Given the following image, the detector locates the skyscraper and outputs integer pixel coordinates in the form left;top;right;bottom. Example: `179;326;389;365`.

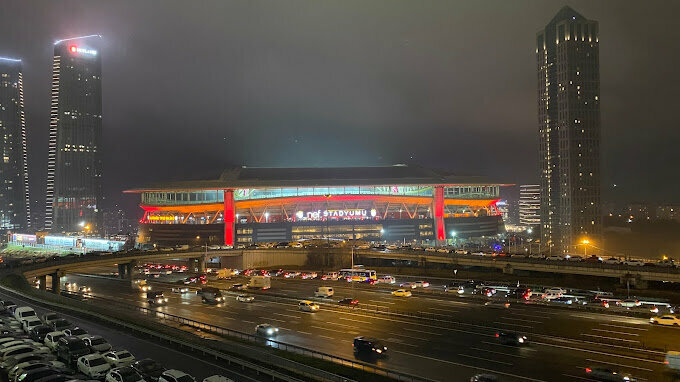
45;35;103;233
0;57;30;231
537;7;601;254
519;184;540;228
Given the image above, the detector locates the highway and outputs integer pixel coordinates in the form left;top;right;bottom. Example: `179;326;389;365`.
57;269;679;382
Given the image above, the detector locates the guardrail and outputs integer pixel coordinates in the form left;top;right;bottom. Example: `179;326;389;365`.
0;284;306;382
61;290;435;382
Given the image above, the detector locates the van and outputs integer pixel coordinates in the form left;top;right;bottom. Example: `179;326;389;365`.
14;307;37;322
321;272;339;281
314;287;334;298
665;351;680;372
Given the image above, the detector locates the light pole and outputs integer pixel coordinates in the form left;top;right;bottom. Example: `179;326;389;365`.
581;239;590;257
450;231;456;248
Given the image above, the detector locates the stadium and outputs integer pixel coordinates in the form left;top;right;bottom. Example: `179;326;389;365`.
125;166;509;246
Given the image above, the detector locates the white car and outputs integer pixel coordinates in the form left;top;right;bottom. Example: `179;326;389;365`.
78;353;112;378
414;281;430;288
565;255;583;262
63;327;89;339
43;331;65;351
528;254;545;259
236;295;254;303
545;255;563;261
603;257;620;264
159;369;196;382
378;276;396;284
298;301;320;312
203;376;234;382
171;287;190;294
650;315;680;326
14;307;37;323
103;350;135;367
399;282;417;289
21;317;43;334
618;299;641;308
625;260;645;266
255;324;279;337
84;335;112;353
105;366;146;382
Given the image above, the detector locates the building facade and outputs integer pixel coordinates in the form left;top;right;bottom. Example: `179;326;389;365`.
45;35;103;233
0;57;30;231
126;166;509;246
519;184;540;228
537;7;601;253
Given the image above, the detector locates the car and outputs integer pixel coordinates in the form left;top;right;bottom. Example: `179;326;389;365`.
78;286;92;293
230;283;246;290
50;320;72;332
236;295;254;303
43;332;65;351
63;327;88;340
300;272;317;280
298;301;319;312
158;369;196;382
399;282;417;289
618;299;641;308
13;366;63;382
585;366;638;381
146;292;169;305
1;353;56;371
55;336;90;366
255;324;279;337
338;298;359;306
22;318;43;334
545;255;563;261
495;332;527;345
624;260;645;266
2;345;49;362
584;255;603;263
171;287;190;294
64;282;77;290
378;276;396;284
414;281;430;288
103;350;135;367
650;315;680;326
424;247;437;252
657;259;676;267
84;335;112;353
202;376;234;382
470;375;500;382
436;248;450;253
131;358;166;381
527;254;545;259
14;307;38;322
9;360;66;381
41;313;60;327
552;297;574;304
28;326;52;342
352;337;387;357
566;255;583;262
603;257;621;264
105;366;146;382
391;289;412;297
77;353;112;378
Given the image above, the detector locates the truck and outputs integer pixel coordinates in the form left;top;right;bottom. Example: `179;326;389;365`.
216;268;238;279
248;276;271;290
197;287;224;304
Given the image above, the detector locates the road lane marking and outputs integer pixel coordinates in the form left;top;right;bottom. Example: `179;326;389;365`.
368;300;396;305
311;326;358;335
404;327;441;336
427;307;458;312
262;317;286;323
585;358;652;372
337;317;372;325
498;317;542;324
600;323;648;331
297;330;312;335
392;333;427;341
318;335;335;340
469;347;528;358
531;341;664;364
581;334;639;343
387;338;417;347
325;322;364;330
480;341;537;351
242;320;255;324
492;321;533;329
457;353;512;365
391;350;546;382
591;328;639;336
272;313;300;319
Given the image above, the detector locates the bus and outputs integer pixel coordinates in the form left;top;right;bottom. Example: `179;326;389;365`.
338;268;377;282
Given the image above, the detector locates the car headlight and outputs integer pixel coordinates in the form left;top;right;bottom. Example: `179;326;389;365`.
518;337;524;343
375;349;382;353
267;329;273;334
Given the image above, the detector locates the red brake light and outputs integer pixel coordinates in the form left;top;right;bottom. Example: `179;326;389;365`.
585;368;592;373
495;333;499;338
665;360;669;365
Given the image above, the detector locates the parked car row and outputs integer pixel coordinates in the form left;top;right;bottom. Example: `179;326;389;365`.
0;300;233;382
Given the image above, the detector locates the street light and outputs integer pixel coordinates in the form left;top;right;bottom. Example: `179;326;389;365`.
580;239;590;256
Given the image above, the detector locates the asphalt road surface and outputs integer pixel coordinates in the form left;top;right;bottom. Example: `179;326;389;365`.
58;269;680;382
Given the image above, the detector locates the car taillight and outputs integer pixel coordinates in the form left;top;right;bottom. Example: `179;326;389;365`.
665;360;669;364
585;368;592;373
495;333;499;338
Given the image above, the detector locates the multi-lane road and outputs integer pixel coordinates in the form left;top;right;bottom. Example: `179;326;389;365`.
56;268;680;382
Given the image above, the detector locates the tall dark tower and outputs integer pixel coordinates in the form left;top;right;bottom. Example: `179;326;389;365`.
0;57;30;231
45;35;103;234
537;7;601;254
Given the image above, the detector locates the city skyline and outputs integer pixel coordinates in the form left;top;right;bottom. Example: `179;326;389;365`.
0;1;679;226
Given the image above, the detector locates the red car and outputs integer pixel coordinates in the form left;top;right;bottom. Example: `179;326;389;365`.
338;298;359;306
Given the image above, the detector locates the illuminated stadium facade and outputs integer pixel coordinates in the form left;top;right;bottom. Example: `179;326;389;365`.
125;166;509;246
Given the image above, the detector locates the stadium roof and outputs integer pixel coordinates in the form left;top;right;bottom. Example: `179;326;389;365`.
125;165;511;192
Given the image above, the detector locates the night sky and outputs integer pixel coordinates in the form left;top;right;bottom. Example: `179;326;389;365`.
1;1;679;219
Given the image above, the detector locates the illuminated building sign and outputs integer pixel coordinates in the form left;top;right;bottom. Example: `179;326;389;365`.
69;46;97;56
12;234;36;243
148;215;175;221
295;209;377;220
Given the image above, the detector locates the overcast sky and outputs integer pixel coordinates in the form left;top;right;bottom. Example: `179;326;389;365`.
1;0;679;218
